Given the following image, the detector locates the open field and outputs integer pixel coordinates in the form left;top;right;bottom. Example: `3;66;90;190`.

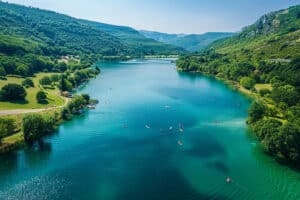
0;73;65;110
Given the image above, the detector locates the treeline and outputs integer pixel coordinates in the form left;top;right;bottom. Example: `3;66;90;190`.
0;66;99;104
177;51;300;164
0;94;93;144
176;5;300;164
0;1;185;65
0;34;102;78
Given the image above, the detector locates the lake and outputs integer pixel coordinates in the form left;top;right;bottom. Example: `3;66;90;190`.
0;59;299;200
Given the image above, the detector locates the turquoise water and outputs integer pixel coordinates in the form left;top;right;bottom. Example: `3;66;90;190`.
0;59;300;199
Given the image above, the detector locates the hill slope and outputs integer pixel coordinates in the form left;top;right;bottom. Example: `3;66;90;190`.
140;30;234;52
86;22;186;55
177;5;300;164
0;1;185;57
0;1;127;56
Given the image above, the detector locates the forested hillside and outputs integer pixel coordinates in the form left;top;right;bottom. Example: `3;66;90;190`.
86;22;186;55
177;5;300;164
140;30;234;52
0;1;186;77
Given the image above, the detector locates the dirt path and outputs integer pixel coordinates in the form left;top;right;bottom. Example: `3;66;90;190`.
0;97;70;116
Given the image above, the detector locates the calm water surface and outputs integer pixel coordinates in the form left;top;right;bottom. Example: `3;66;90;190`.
0;59;299;200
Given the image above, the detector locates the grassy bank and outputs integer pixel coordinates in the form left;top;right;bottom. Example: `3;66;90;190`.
0;73;65;110
0;94;96;154
0;109;58;153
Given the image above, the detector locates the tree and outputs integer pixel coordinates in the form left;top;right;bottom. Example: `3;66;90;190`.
61;107;71;120
0;84;27;101
22;113;55;142
271;85;299;106
39;76;52;86
248;101;266;123
22;78;34;88
55;62;67;72
16;64;30;77
50;74;60;82
95;66;100;73
67;95;86;114
252;118;282;140
36;90;47;103
240;77;256;89
23;114;44;142
81;94;90;104
0;117;16;142
277;123;300;162
259;89;271;97
58;76;72;92
0;66;6;77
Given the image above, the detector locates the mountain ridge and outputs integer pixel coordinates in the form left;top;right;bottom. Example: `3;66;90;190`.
0;1;186;56
140;30;235;52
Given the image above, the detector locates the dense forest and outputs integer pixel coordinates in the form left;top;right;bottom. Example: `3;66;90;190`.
177;5;300;164
0;1;186;77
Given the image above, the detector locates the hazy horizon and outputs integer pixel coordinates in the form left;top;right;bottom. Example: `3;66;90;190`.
3;0;300;34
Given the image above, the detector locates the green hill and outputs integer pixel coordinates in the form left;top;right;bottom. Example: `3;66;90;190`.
0;1;187;77
86;22;186;55
0;1;127;56
177;5;300;164
0;1;185;58
140;30;234;52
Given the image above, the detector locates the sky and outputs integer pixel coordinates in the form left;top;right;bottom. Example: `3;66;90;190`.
4;0;300;34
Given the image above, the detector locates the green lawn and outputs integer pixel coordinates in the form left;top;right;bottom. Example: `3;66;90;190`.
255;84;273;91
0;73;65;110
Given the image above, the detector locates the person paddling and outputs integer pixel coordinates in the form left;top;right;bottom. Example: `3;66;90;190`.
226;177;232;184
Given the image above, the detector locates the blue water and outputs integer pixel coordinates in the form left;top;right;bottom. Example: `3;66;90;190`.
0;59;299;200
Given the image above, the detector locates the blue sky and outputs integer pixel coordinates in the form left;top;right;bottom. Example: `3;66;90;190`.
5;0;300;34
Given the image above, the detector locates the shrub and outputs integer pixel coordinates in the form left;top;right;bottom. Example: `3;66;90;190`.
50;74;61;82
271;85;299;106
22;78;34;88
240;77;256;89
0;66;6;76
22;113;56;142
0;117;16;142
81;94;90;104
259;89;271;97
39;76;52;86
248;101;266;123
0;83;27;101
36;90;47;103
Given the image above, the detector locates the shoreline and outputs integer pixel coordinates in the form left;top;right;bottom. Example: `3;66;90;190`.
0;77;98;154
176;67;300;167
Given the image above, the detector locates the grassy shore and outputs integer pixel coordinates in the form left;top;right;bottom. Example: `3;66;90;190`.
0;73;65;110
0;108;60;153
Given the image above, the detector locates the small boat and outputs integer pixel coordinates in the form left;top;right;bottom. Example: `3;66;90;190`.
145;125;151;129
164;105;171;109
179;128;184;132
226;177;232;183
178;140;183;146
87;105;96;109
169;126;173;131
